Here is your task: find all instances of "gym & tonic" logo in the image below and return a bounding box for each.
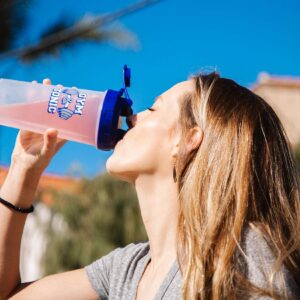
[47,88,87,120]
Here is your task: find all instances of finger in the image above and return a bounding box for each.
[41,128,58,155]
[43,78,51,85]
[55,135,67,146]
[57,137,67,145]
[55,138,67,153]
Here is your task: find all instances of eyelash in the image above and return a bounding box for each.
[147,107,155,111]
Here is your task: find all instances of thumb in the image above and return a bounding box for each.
[41,128,58,155]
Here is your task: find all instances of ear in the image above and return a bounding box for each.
[186,126,203,153]
[171,126,203,158]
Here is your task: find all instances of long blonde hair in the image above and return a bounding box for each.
[175,72,300,299]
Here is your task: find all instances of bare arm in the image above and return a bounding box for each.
[0,162,41,298]
[0,162,98,300]
[8,269,98,300]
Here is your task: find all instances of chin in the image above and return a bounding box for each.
[105,155,116,175]
[105,155,132,182]
[106,150,127,172]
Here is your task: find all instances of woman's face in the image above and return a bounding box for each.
[106,80,194,183]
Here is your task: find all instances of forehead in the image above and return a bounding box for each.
[160,80,194,102]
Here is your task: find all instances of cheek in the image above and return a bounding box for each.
[107,119,172,174]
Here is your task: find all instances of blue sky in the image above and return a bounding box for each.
[0,0,300,177]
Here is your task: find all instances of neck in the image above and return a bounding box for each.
[134,173,178,266]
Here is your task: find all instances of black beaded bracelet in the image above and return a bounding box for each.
[0,197,34,213]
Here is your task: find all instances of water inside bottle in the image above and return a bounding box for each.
[0,94,104,145]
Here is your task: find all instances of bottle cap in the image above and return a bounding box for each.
[97,65,133,150]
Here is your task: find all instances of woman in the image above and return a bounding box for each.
[0,73,299,300]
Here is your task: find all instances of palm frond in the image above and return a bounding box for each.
[0,0,31,52]
[0,0,160,63]
[21,15,140,62]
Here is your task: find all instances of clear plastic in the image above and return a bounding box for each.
[0,79,113,147]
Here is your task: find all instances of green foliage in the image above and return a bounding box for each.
[42,173,147,275]
[293,143,300,175]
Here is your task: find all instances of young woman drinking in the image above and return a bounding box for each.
[0,73,299,299]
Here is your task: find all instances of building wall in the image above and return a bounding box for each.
[252,75,300,146]
[20,203,51,281]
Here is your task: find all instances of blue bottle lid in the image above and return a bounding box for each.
[97,65,133,150]
[123,64,131,87]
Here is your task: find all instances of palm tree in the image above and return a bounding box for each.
[0,0,30,53]
[0,0,160,64]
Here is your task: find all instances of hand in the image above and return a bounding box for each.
[10,79,67,175]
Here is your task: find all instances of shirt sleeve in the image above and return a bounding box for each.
[84,247,122,300]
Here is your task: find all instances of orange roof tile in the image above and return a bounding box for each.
[0,165,79,206]
[251,72,300,90]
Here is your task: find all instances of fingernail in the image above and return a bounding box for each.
[43,78,51,84]
[47,128,57,138]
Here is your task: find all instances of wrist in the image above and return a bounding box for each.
[10,154,46,176]
[9,160,43,182]
[0,163,42,207]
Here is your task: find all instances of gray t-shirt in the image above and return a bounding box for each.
[85,228,300,300]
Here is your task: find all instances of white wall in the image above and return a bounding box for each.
[20,202,66,282]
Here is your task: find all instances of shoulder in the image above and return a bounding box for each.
[240,226,300,299]
[87,241,149,271]
[84,242,150,299]
[107,241,150,266]
[241,226,276,285]
[242,226,274,265]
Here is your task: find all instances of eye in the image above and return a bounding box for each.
[147,107,155,111]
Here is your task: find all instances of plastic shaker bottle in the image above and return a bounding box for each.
[0,65,133,150]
